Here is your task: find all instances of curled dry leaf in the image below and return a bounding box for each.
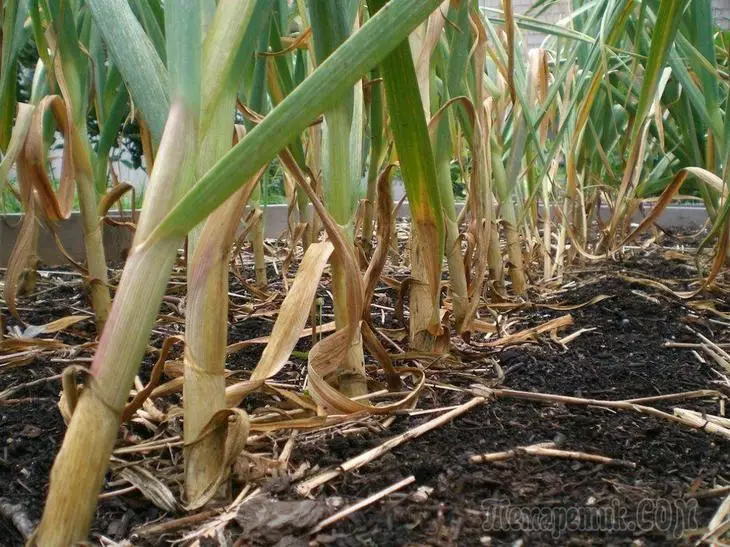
[118,466,178,513]
[183,408,250,511]
[5,96,78,318]
[0,338,69,352]
[687,300,730,320]
[21,315,91,339]
[121,336,184,423]
[538,294,612,311]
[472,314,574,347]
[278,148,426,414]
[248,242,334,382]
[98,183,134,217]
[221,167,426,417]
[5,197,40,317]
[225,321,337,355]
[58,365,88,424]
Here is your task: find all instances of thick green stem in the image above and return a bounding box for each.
[491,137,526,295]
[435,157,468,332]
[73,128,112,333]
[33,100,197,546]
[252,207,267,288]
[308,0,367,393]
[361,68,385,256]
[361,167,378,257]
[503,214,526,295]
[367,0,444,350]
[297,186,313,249]
[184,189,247,505]
[409,223,440,351]
[183,0,264,500]
[488,219,505,294]
[33,239,179,546]
[330,241,367,395]
[322,107,366,393]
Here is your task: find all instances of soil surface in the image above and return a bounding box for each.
[1,248,729,546]
[286,254,730,546]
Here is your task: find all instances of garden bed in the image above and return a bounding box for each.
[0,233,728,546]
[0,203,710,266]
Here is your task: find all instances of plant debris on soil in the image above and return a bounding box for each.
[0,232,729,546]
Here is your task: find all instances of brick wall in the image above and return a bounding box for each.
[479,0,730,50]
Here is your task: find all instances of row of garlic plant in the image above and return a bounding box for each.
[0,0,122,332]
[507,0,728,273]
[28,0,457,544]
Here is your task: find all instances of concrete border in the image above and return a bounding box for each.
[0,204,709,266]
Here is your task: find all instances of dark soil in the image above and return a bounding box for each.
[284,254,730,547]
[1,250,729,546]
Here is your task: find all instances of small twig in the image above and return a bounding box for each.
[673,409,730,440]
[0,397,54,406]
[226,485,257,513]
[674,408,730,429]
[478,388,730,440]
[623,390,722,405]
[692,350,707,365]
[296,397,485,496]
[49,357,94,364]
[665,342,730,349]
[176,487,261,543]
[700,518,730,545]
[556,327,596,345]
[98,485,138,501]
[469,441,555,463]
[277,430,298,465]
[470,443,636,468]
[686,485,730,500]
[424,381,468,393]
[702,344,730,374]
[310,475,415,535]
[375,327,404,353]
[132,508,222,539]
[698,333,730,362]
[533,448,636,468]
[0,350,39,364]
[395,404,461,417]
[0,373,64,400]
[113,436,184,455]
[631,290,660,305]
